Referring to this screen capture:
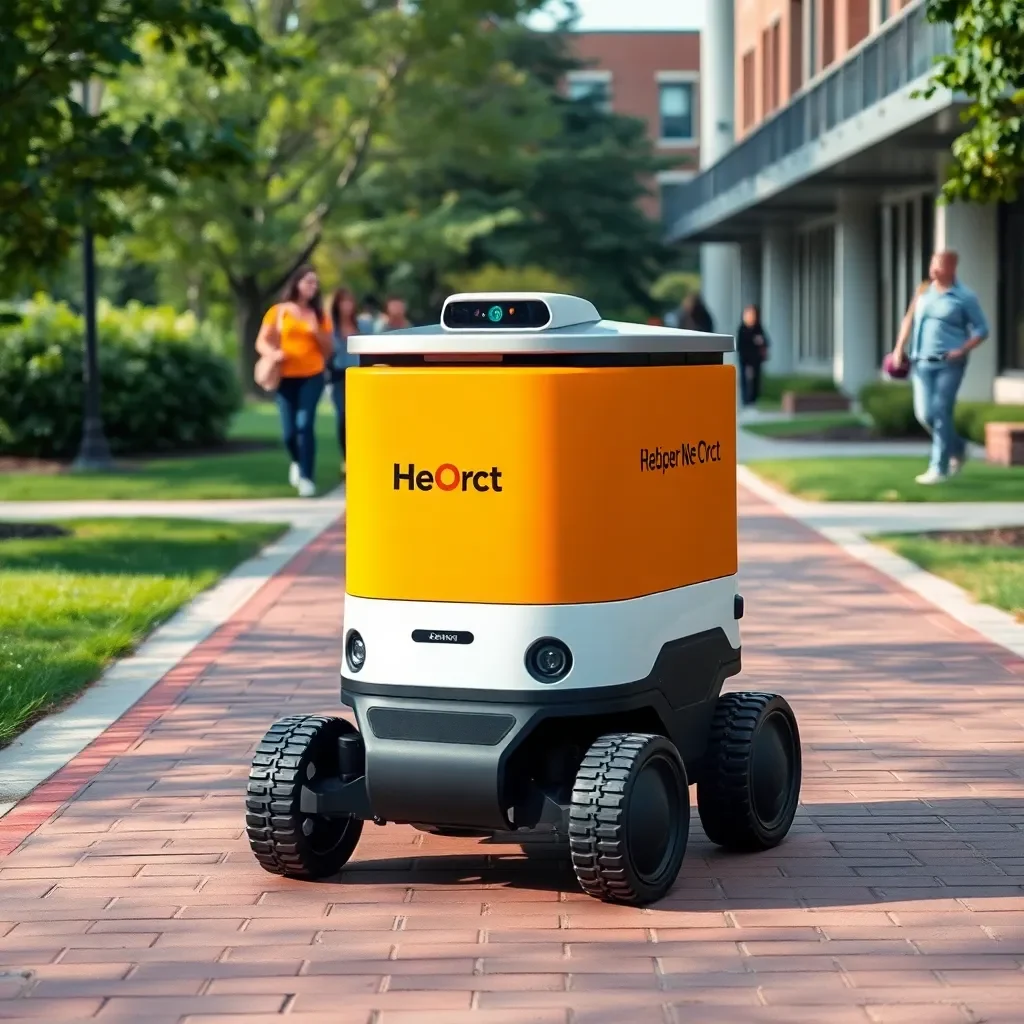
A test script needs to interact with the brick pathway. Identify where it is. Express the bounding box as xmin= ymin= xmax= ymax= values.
xmin=1 ymin=490 xmax=1022 ymax=1024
